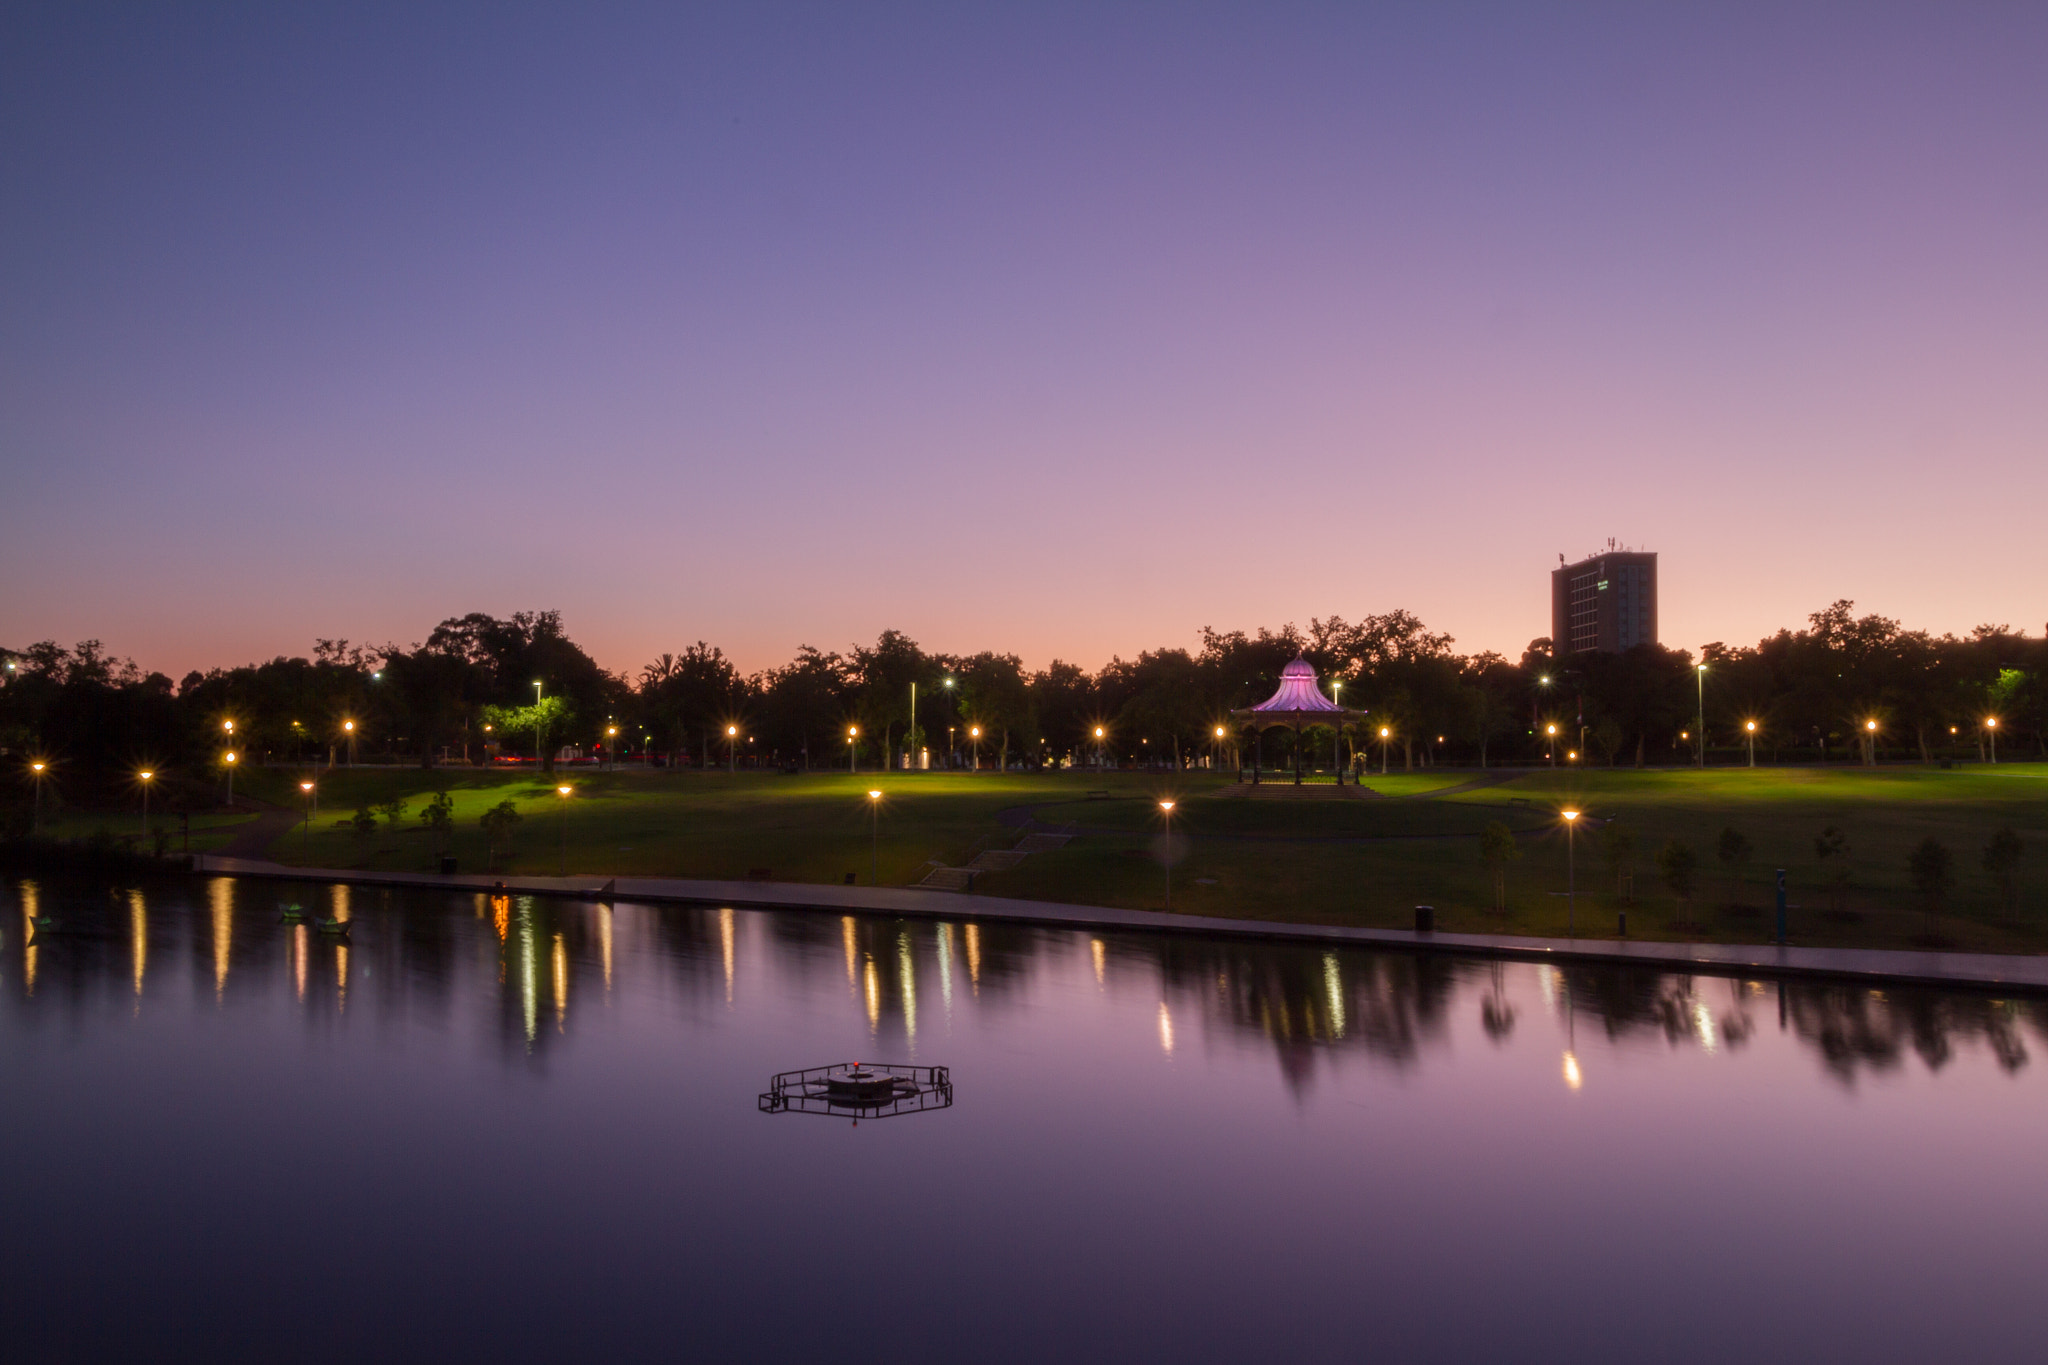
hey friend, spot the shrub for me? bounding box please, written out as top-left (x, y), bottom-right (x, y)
top-left (1656, 839), bottom-right (1698, 903)
top-left (1477, 820), bottom-right (1520, 911)
top-left (1907, 837), bottom-right (1953, 905)
top-left (1983, 828), bottom-right (2024, 916)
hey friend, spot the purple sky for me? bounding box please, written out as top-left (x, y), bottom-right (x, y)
top-left (5, 3), bottom-right (2044, 680)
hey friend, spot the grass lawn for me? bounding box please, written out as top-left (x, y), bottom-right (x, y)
top-left (31, 809), bottom-right (261, 855)
top-left (225, 761), bottom-right (2048, 954)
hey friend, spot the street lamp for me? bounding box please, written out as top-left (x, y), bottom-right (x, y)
top-left (1695, 665), bottom-right (1707, 768)
top-left (1865, 717), bottom-right (1878, 766)
top-left (607, 725), bottom-right (618, 772)
top-left (556, 784), bottom-right (572, 874)
top-left (223, 750), bottom-right (238, 807)
top-left (727, 724), bottom-right (738, 775)
top-left (1094, 725), bottom-right (1105, 772)
top-left (300, 780), bottom-right (315, 849)
top-left (1986, 716), bottom-right (1999, 765)
top-left (342, 718), bottom-right (356, 767)
top-left (1380, 726), bottom-right (1391, 776)
top-left (30, 760), bottom-right (47, 834)
top-left (867, 789), bottom-right (882, 885)
top-left (1158, 800), bottom-right (1176, 909)
top-left (1744, 720), bottom-right (1757, 768)
top-left (138, 770), bottom-right (154, 841)
top-left (1544, 723), bottom-right (1557, 768)
top-left (1562, 809), bottom-right (1581, 934)
top-left (969, 725), bottom-right (981, 772)
top-left (1214, 724), bottom-right (1226, 773)
top-left (848, 725), bottom-right (859, 774)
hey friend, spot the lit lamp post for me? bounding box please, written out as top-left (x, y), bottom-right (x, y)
top-left (556, 784), bottom-right (572, 874)
top-left (867, 789), bottom-right (882, 885)
top-left (848, 725), bottom-right (859, 774)
top-left (1986, 716), bottom-right (1999, 765)
top-left (1744, 720), bottom-right (1757, 768)
top-left (342, 719), bottom-right (356, 767)
top-left (532, 681), bottom-right (546, 770)
top-left (727, 724), bottom-right (739, 775)
top-left (1094, 726), bottom-right (1106, 772)
top-left (1695, 665), bottom-right (1707, 768)
top-left (1214, 725), bottom-right (1226, 774)
top-left (1562, 808), bottom-right (1581, 934)
top-left (969, 726), bottom-right (981, 773)
top-left (138, 770), bottom-right (154, 841)
top-left (1544, 723), bottom-right (1557, 769)
top-left (1864, 718), bottom-right (1878, 767)
top-left (607, 725), bottom-right (618, 772)
top-left (1158, 799), bottom-right (1176, 909)
top-left (223, 750), bottom-right (238, 807)
top-left (300, 780), bottom-right (315, 850)
top-left (30, 760), bottom-right (47, 834)
top-left (1380, 726), bottom-right (1391, 776)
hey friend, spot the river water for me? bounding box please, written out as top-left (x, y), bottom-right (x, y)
top-left (2, 873), bottom-right (2043, 1363)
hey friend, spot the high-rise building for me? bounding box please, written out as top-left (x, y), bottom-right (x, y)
top-left (1551, 545), bottom-right (1657, 655)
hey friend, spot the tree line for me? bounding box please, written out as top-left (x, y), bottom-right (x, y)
top-left (3, 601), bottom-right (2043, 802)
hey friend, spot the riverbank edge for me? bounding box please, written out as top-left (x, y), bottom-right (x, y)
top-left (191, 854), bottom-right (2048, 995)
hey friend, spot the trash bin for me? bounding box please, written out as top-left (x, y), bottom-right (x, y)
top-left (1414, 905), bottom-right (1434, 933)
top-left (439, 855), bottom-right (457, 875)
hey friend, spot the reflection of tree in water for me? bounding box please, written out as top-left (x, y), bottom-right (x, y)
top-left (1156, 940), bottom-right (1461, 1092)
top-left (1780, 984), bottom-right (2038, 1081)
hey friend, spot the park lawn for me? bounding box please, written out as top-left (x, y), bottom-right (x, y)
top-left (237, 762), bottom-right (2048, 955)
top-left (32, 809), bottom-right (260, 855)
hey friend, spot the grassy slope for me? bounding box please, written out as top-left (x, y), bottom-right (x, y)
top-left (232, 762), bottom-right (2048, 953)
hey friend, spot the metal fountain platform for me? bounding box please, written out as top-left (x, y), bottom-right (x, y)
top-left (758, 1063), bottom-right (954, 1119)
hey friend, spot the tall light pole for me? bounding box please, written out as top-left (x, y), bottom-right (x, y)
top-left (300, 780), bottom-right (315, 851)
top-left (606, 725), bottom-right (618, 772)
top-left (1562, 809), bottom-right (1580, 934)
top-left (557, 784), bottom-right (572, 874)
top-left (1864, 718), bottom-right (1878, 766)
top-left (30, 760), bottom-right (47, 834)
top-left (1544, 724), bottom-right (1556, 769)
top-left (1745, 720), bottom-right (1757, 768)
top-left (224, 750), bottom-right (238, 807)
top-left (1695, 665), bottom-right (1707, 768)
top-left (1986, 716), bottom-right (1999, 764)
top-left (1381, 726), bottom-right (1391, 776)
top-left (1158, 800), bottom-right (1176, 909)
top-left (848, 725), bottom-right (859, 774)
top-left (1214, 725), bottom-right (1226, 774)
top-left (1094, 726), bottom-right (1105, 772)
top-left (969, 725), bottom-right (981, 772)
top-left (727, 724), bottom-right (738, 775)
top-left (139, 770), bottom-right (154, 841)
top-left (342, 719), bottom-right (356, 767)
top-left (867, 789), bottom-right (882, 885)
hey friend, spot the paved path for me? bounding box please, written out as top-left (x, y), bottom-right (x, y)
top-left (191, 854), bottom-right (2048, 995)
top-left (214, 807), bottom-right (302, 858)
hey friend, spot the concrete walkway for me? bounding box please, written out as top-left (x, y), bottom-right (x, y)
top-left (192, 854), bottom-right (2048, 995)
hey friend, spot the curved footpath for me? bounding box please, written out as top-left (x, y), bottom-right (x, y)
top-left (193, 854), bottom-right (2048, 996)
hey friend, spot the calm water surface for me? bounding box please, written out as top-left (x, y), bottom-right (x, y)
top-left (2, 874), bottom-right (2043, 1363)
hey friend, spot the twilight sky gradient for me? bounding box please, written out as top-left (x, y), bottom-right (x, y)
top-left (4, 2), bottom-right (2045, 680)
